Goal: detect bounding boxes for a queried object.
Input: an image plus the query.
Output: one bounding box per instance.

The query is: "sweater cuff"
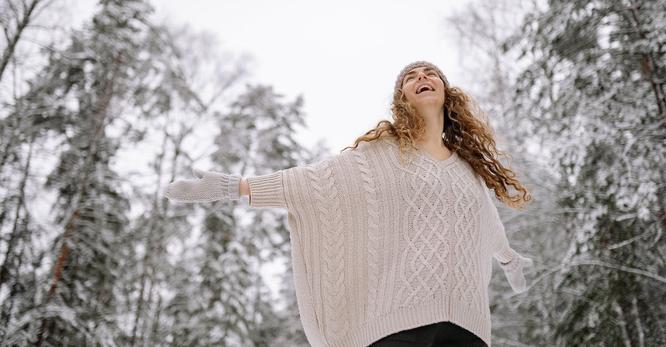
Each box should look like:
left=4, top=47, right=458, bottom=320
left=225, top=174, right=242, bottom=201
left=494, top=246, right=515, bottom=264
left=247, top=171, right=286, bottom=208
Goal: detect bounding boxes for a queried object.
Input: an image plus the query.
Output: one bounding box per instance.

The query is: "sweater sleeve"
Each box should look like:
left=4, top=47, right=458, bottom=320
left=246, top=170, right=287, bottom=208
left=245, top=153, right=344, bottom=210
left=478, top=176, right=516, bottom=264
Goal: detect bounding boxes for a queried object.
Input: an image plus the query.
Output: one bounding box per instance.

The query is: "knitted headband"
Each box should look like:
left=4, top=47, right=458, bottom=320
left=394, top=61, right=450, bottom=95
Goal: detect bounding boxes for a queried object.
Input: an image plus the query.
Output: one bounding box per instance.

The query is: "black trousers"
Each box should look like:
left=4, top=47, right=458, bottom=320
left=368, top=321, right=488, bottom=347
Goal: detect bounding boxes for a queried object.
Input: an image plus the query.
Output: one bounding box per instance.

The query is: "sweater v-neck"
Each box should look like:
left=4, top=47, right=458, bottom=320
left=380, top=136, right=459, bottom=168
left=415, top=147, right=459, bottom=167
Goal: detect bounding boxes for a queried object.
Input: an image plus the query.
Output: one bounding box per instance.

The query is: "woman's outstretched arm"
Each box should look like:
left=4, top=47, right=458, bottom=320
left=165, top=153, right=345, bottom=210
left=164, top=168, right=287, bottom=209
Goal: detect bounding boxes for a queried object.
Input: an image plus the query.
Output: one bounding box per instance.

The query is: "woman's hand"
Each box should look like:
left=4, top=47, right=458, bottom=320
left=499, top=253, right=534, bottom=293
left=164, top=167, right=242, bottom=203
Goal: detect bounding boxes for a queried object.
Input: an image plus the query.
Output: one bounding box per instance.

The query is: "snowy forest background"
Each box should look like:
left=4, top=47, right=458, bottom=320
left=0, top=0, right=664, bottom=346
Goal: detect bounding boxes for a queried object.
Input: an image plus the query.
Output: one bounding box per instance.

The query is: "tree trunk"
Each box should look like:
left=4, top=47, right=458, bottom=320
left=0, top=134, right=33, bottom=288
left=626, top=1, right=666, bottom=118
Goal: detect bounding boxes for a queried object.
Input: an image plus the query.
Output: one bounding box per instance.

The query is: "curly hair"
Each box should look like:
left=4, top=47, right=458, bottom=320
left=341, top=83, right=532, bottom=209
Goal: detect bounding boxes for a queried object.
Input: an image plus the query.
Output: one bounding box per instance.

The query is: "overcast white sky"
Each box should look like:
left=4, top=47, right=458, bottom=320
left=152, top=0, right=473, bottom=153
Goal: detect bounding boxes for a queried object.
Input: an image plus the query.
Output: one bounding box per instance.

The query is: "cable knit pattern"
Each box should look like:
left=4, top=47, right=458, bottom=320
left=245, top=136, right=528, bottom=347
left=352, top=146, right=381, bottom=319
left=395, top=153, right=453, bottom=308
left=310, top=159, right=349, bottom=339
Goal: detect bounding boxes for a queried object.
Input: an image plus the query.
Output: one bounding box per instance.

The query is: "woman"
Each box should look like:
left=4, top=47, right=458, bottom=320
left=165, top=61, right=535, bottom=347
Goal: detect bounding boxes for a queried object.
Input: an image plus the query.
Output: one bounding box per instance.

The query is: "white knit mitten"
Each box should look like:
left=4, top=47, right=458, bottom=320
left=164, top=167, right=242, bottom=203
left=499, top=252, right=534, bottom=293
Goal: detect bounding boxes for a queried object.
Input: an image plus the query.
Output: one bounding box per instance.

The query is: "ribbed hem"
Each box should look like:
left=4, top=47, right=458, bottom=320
left=330, top=297, right=491, bottom=347
left=224, top=174, right=242, bottom=201
left=247, top=171, right=286, bottom=208
left=494, top=245, right=515, bottom=264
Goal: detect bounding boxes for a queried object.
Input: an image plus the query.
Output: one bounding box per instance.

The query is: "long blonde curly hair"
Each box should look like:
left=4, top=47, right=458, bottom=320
left=341, top=83, right=532, bottom=209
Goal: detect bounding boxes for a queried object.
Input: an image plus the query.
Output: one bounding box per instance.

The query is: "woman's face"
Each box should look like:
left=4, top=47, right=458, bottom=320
left=400, top=66, right=446, bottom=110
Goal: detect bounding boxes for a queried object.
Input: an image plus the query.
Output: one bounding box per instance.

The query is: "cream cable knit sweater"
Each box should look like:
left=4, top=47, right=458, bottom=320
left=245, top=136, right=528, bottom=347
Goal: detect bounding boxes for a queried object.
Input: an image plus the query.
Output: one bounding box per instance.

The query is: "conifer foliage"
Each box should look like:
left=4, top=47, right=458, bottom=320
left=505, top=1, right=666, bottom=345
left=0, top=0, right=313, bottom=345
